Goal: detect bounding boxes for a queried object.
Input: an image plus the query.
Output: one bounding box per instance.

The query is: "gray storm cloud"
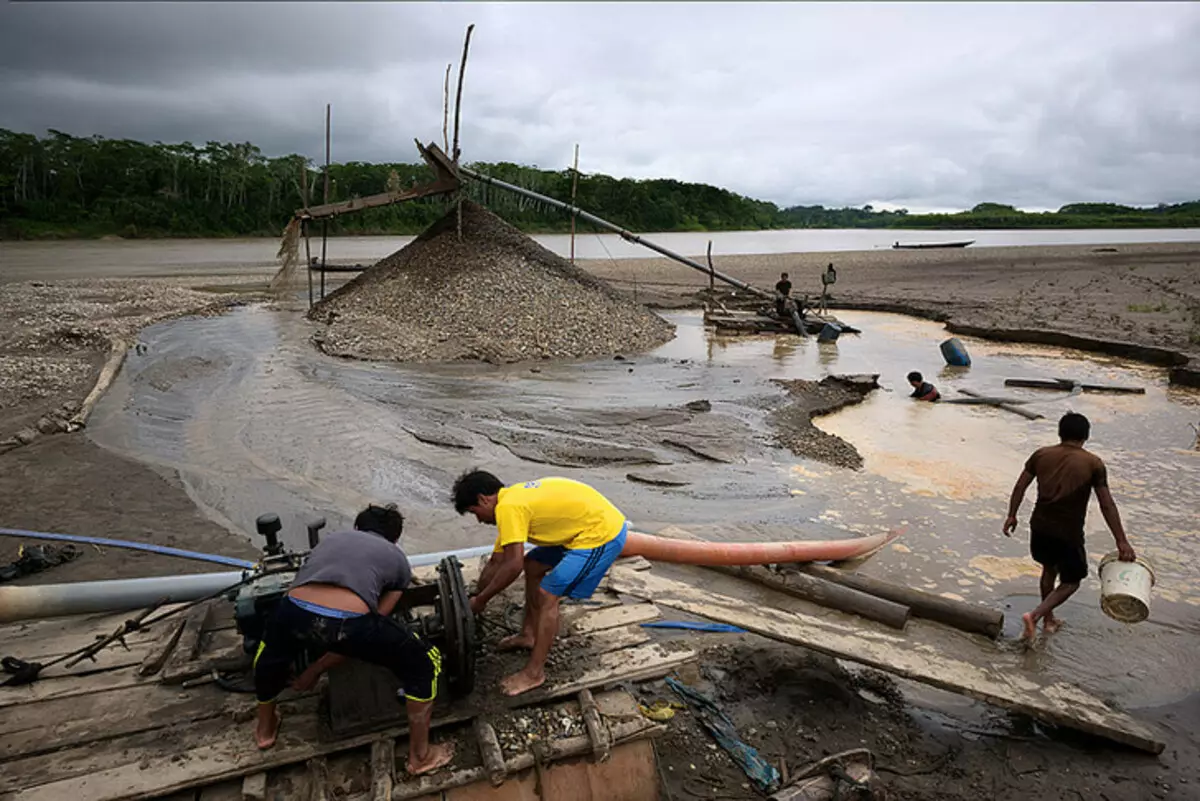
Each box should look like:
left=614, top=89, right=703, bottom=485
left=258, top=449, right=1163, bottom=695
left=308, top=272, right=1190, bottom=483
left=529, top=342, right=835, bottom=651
left=1, top=2, right=1196, bottom=212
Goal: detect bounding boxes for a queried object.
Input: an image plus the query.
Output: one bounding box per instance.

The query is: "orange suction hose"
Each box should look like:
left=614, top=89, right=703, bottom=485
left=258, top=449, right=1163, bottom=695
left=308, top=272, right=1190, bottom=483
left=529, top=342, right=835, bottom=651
left=620, top=528, right=901, bottom=566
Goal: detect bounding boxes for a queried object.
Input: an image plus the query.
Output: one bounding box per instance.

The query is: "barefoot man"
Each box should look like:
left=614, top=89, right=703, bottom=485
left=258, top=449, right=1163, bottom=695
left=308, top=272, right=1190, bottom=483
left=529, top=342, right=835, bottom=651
left=453, top=471, right=629, bottom=696
left=252, top=504, right=453, bottom=775
left=1003, top=412, right=1136, bottom=640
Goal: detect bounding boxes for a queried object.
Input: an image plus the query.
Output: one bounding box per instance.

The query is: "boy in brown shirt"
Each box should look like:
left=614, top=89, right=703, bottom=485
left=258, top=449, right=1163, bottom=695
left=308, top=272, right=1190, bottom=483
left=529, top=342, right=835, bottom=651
left=1003, top=412, right=1136, bottom=640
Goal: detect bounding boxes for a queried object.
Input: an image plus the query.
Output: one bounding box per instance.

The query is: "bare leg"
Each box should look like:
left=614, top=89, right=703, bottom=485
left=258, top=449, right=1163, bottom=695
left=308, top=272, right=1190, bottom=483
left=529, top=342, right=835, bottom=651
left=498, top=559, right=551, bottom=651
left=404, top=698, right=455, bottom=775
left=1039, top=567, right=1064, bottom=632
left=254, top=702, right=281, bottom=749
left=501, top=586, right=559, bottom=696
left=1022, top=565, right=1057, bottom=640
left=1024, top=581, right=1080, bottom=640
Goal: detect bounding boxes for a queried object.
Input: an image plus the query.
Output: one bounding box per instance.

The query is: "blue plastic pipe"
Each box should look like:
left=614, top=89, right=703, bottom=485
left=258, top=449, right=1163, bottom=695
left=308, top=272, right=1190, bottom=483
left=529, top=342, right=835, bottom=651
left=0, top=527, right=256, bottom=569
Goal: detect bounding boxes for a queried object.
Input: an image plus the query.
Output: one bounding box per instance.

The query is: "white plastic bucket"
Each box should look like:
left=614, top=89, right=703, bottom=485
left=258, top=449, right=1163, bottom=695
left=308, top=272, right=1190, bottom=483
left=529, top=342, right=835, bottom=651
left=1099, top=552, right=1156, bottom=623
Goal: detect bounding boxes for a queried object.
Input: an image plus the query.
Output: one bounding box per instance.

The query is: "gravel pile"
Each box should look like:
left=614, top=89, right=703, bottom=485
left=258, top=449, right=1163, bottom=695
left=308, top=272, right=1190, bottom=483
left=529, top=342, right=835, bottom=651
left=308, top=201, right=675, bottom=364
left=768, top=374, right=880, bottom=470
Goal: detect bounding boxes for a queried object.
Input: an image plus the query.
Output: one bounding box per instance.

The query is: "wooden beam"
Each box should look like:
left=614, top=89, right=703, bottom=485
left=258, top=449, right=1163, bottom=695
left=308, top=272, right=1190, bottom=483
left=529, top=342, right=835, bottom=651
left=473, top=719, right=506, bottom=786
left=297, top=179, right=458, bottom=221
left=798, top=564, right=1002, bottom=638
left=707, top=565, right=911, bottom=630
left=138, top=618, right=187, bottom=677
left=607, top=568, right=1164, bottom=754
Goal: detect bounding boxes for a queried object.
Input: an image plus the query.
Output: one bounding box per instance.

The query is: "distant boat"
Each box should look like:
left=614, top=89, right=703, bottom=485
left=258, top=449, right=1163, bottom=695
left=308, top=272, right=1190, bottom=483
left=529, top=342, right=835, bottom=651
left=892, top=240, right=975, bottom=250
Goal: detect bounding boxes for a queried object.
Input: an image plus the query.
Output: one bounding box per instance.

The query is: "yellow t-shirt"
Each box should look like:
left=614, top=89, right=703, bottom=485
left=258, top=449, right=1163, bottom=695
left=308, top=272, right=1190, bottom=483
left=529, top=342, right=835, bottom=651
left=492, top=478, right=625, bottom=552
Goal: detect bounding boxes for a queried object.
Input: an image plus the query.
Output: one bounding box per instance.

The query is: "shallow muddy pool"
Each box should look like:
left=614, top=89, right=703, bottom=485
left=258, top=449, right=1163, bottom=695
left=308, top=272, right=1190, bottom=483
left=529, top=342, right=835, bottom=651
left=89, top=304, right=1200, bottom=707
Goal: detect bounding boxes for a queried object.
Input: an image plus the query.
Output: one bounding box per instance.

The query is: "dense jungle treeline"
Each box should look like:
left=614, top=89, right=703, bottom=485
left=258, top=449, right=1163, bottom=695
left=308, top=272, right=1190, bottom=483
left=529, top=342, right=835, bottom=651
left=2, top=129, right=1197, bottom=239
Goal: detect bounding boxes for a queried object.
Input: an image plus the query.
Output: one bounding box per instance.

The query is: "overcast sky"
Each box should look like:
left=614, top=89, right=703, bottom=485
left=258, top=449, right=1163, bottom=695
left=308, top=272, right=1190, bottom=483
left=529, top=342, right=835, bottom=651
left=1, top=2, right=1197, bottom=212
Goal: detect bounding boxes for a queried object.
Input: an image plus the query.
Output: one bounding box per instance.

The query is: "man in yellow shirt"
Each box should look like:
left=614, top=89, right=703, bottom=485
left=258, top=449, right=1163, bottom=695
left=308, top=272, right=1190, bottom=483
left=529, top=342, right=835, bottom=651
left=452, top=470, right=628, bottom=696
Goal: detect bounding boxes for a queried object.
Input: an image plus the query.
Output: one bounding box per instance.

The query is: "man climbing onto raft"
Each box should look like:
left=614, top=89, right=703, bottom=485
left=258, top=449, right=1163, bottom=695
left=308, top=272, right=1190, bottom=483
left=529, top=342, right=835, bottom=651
left=252, top=504, right=454, bottom=775
left=1003, top=412, right=1136, bottom=641
left=453, top=471, right=628, bottom=696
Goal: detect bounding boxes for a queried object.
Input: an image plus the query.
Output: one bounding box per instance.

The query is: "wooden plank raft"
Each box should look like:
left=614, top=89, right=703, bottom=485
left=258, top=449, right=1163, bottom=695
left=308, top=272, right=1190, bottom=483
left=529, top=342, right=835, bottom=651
left=0, top=592, right=692, bottom=801
left=608, top=567, right=1165, bottom=754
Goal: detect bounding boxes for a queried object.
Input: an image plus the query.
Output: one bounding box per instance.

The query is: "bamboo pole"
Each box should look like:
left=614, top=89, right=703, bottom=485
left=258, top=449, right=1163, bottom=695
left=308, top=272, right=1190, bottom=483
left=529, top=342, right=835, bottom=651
left=304, top=221, right=313, bottom=307
left=452, top=24, right=475, bottom=241
left=458, top=166, right=770, bottom=298
left=442, top=63, right=452, bottom=153
left=301, top=164, right=313, bottom=307
left=570, top=143, right=580, bottom=265
left=321, top=103, right=331, bottom=300
left=706, top=240, right=714, bottom=292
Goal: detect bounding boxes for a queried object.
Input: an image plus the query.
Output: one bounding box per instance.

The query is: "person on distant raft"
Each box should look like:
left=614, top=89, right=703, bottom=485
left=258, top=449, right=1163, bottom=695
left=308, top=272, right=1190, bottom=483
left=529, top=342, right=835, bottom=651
left=252, top=504, right=454, bottom=774
left=906, top=371, right=940, bottom=401
left=775, top=272, right=793, bottom=317
left=453, top=471, right=628, bottom=696
left=1003, top=412, right=1136, bottom=641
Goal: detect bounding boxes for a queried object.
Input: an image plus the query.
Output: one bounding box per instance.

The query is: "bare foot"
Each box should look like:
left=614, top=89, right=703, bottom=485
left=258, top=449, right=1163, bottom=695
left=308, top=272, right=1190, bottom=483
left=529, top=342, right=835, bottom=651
left=254, top=708, right=281, bottom=750
left=407, top=741, right=456, bottom=776
left=500, top=668, right=546, bottom=696
left=1020, top=612, right=1037, bottom=641
left=497, top=633, right=535, bottom=652
left=1043, top=616, right=1064, bottom=634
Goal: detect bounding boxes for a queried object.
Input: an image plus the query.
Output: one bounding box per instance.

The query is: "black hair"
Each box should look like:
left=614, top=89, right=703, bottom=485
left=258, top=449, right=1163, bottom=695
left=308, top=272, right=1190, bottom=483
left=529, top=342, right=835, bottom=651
left=907, top=371, right=923, bottom=383
left=452, top=469, right=504, bottom=515
left=354, top=504, right=404, bottom=543
left=1058, top=412, right=1090, bottom=442
left=781, top=272, right=789, bottom=279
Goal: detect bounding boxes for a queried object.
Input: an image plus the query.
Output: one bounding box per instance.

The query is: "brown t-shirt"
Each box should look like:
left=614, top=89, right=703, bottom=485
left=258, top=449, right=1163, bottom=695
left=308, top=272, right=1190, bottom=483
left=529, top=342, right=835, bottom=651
left=1024, top=443, right=1107, bottom=542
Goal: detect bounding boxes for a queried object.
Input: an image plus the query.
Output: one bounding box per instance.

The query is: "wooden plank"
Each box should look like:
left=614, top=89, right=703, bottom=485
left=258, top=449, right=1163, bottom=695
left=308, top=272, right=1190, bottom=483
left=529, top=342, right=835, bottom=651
left=1, top=609, right=178, bottom=660
left=561, top=626, right=651, bottom=659
left=565, top=603, right=659, bottom=636
left=0, top=683, right=240, bottom=761
left=0, top=666, right=152, bottom=709
left=369, top=739, right=394, bottom=801
left=297, top=179, right=458, bottom=221
left=0, top=690, right=662, bottom=801
left=608, top=568, right=1164, bottom=754
left=503, top=643, right=694, bottom=710
left=0, top=703, right=311, bottom=796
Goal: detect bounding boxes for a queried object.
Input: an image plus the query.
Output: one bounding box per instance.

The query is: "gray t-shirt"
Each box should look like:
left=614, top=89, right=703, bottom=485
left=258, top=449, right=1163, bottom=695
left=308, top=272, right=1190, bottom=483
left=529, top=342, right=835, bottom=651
left=292, top=529, right=412, bottom=612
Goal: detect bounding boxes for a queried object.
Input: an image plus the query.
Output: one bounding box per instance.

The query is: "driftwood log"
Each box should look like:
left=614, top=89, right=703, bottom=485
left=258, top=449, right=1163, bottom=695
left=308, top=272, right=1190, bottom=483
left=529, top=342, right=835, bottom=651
left=706, top=564, right=910, bottom=630
left=798, top=564, right=1003, bottom=638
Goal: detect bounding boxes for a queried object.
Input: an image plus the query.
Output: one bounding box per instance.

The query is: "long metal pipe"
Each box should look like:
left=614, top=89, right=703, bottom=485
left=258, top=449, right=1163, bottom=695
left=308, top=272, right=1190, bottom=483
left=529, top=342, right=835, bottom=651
left=0, top=544, right=503, bottom=623
left=458, top=166, right=771, bottom=299
left=0, top=571, right=248, bottom=624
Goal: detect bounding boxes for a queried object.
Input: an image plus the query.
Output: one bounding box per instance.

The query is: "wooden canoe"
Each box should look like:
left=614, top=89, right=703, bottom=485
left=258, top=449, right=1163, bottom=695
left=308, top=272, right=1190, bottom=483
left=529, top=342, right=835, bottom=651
left=892, top=240, right=974, bottom=249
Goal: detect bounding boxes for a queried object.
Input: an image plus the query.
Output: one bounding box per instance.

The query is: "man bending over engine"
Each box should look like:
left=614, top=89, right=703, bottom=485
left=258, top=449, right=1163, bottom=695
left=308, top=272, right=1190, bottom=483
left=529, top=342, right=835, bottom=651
left=252, top=504, right=453, bottom=775
left=453, top=471, right=628, bottom=696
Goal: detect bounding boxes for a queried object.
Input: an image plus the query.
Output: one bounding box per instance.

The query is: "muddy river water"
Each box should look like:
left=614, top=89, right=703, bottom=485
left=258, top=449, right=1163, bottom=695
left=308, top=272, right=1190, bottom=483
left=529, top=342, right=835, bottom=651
left=88, top=304, right=1200, bottom=709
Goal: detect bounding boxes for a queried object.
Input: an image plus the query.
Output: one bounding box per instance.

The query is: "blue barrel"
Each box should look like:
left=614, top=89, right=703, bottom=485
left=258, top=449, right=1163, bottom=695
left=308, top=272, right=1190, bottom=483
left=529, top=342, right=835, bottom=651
left=940, top=337, right=971, bottom=366
left=817, top=323, right=842, bottom=343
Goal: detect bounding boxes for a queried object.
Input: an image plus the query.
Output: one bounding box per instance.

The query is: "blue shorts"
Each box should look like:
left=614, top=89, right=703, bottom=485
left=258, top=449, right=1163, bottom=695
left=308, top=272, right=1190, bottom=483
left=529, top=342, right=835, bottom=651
left=528, top=523, right=628, bottom=600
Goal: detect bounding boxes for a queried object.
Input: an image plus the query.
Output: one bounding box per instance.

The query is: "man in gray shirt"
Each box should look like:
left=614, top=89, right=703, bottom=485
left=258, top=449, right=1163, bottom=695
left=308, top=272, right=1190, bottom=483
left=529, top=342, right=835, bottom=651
left=253, top=504, right=453, bottom=775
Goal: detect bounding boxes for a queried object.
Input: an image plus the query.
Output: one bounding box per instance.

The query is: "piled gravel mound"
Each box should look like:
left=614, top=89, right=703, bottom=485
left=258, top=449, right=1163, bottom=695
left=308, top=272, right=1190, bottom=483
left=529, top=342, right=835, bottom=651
left=308, top=201, right=675, bottom=363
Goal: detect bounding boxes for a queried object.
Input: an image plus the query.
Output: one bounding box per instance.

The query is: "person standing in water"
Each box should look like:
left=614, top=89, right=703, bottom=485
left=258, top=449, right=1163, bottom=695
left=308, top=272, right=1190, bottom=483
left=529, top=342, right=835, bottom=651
left=1003, top=412, right=1136, bottom=640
